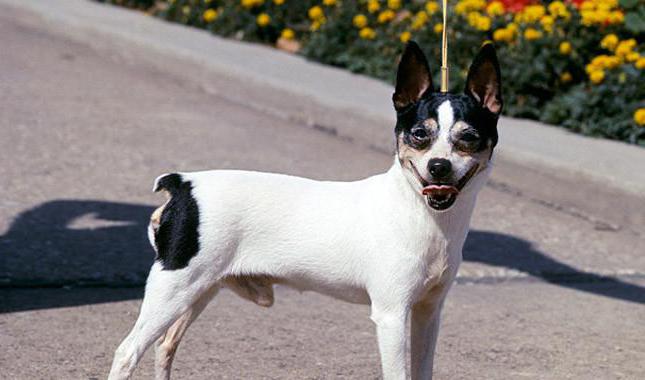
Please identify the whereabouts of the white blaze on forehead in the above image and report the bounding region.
[437,100,454,131]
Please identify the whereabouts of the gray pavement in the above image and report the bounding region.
[0,2,644,380]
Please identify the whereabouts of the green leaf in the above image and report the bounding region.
[619,0,639,9]
[624,11,645,33]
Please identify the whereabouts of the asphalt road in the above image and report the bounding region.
[1,5,644,380]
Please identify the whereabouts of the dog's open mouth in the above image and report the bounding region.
[411,162,479,211]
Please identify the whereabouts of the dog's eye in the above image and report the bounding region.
[411,128,429,140]
[460,132,480,142]
[456,132,481,152]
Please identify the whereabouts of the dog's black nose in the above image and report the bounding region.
[428,158,452,178]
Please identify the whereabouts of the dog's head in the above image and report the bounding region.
[393,41,502,211]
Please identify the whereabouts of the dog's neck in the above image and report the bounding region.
[386,156,488,243]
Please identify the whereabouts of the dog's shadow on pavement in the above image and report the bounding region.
[1,200,644,313]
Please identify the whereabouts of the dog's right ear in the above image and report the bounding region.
[393,41,433,111]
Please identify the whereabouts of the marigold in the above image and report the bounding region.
[600,34,619,51]
[540,15,554,32]
[400,31,412,43]
[202,9,217,23]
[425,1,440,15]
[256,13,271,27]
[241,0,263,9]
[486,1,505,17]
[636,57,645,70]
[280,28,295,40]
[559,41,572,55]
[309,6,324,20]
[524,28,542,40]
[412,11,429,30]
[634,109,645,126]
[493,28,513,42]
[378,9,396,23]
[560,72,572,83]
[548,1,567,17]
[388,0,401,10]
[359,27,376,39]
[615,39,636,58]
[323,0,337,5]
[589,70,604,84]
[433,23,443,34]
[367,0,380,13]
[273,0,284,4]
[353,14,368,28]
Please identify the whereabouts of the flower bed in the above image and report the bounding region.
[99,0,645,145]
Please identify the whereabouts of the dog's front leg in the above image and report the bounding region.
[410,298,445,380]
[371,305,409,380]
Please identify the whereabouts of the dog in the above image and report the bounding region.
[108,41,502,380]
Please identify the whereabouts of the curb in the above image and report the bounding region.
[4,0,645,196]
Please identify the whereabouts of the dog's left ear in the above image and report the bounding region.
[465,43,503,115]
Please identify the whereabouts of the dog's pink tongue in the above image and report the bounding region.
[422,185,459,196]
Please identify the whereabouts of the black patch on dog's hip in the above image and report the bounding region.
[154,174,200,270]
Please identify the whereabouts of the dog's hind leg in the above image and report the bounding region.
[154,286,218,380]
[108,262,215,380]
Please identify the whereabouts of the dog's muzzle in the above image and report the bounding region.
[411,162,479,211]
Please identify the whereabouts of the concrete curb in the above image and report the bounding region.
[4,0,645,195]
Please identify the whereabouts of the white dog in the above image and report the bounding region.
[109,41,503,380]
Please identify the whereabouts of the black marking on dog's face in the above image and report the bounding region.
[153,173,200,270]
[393,42,502,210]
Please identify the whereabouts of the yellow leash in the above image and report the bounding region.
[440,0,449,92]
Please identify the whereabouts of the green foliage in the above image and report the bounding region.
[96,0,645,146]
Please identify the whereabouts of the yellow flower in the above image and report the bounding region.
[604,56,621,69]
[486,1,505,17]
[607,11,624,24]
[280,28,295,40]
[634,109,645,126]
[310,20,323,31]
[477,16,492,31]
[359,27,376,39]
[241,0,263,9]
[202,9,218,23]
[425,1,440,15]
[600,34,619,51]
[515,5,546,23]
[540,15,554,32]
[256,13,271,27]
[548,1,567,17]
[323,0,337,5]
[636,57,645,70]
[378,9,396,23]
[625,52,640,62]
[615,39,636,58]
[433,23,443,34]
[589,70,605,84]
[493,28,509,42]
[400,31,412,43]
[455,0,486,15]
[387,0,401,10]
[309,6,324,20]
[367,0,380,13]
[273,0,284,4]
[353,14,368,28]
[559,41,572,55]
[524,28,542,40]
[560,72,572,83]
[580,1,594,11]
[412,11,429,30]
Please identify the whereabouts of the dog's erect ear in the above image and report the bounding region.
[465,43,503,114]
[393,41,433,111]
